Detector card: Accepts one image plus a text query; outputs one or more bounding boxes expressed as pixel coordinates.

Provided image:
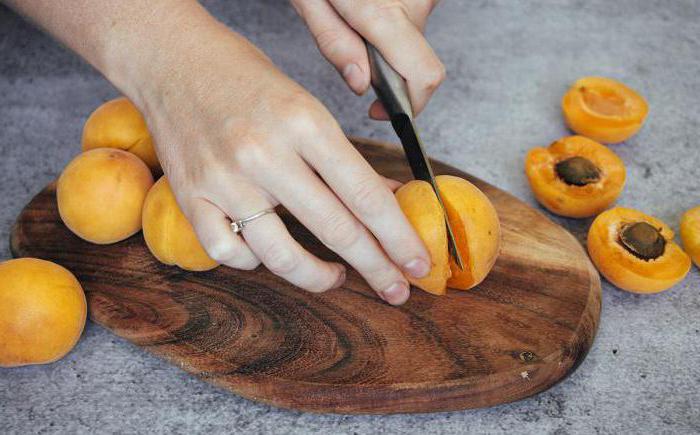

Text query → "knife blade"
[365,43,465,271]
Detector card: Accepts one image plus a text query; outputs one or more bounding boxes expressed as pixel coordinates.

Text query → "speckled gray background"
[1,1,699,434]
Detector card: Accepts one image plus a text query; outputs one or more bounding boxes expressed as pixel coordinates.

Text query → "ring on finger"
[230,208,276,233]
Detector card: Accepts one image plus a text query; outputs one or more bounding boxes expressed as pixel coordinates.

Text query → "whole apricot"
[0,258,86,367]
[680,206,700,267]
[142,177,218,272]
[587,207,690,293]
[82,97,161,173]
[525,135,626,218]
[57,148,155,244]
[562,77,648,144]
[395,175,501,295]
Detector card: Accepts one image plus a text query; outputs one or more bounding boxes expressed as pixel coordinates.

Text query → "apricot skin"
[395,175,500,295]
[587,207,690,294]
[525,136,626,218]
[0,258,86,367]
[680,206,700,268]
[57,148,155,244]
[562,77,648,144]
[142,177,218,272]
[82,97,161,173]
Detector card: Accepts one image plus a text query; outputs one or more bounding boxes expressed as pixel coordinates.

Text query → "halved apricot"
[587,207,690,293]
[562,77,648,143]
[680,206,700,268]
[525,135,626,218]
[395,175,501,295]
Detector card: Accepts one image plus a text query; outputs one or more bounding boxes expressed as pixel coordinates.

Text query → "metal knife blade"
[365,43,465,271]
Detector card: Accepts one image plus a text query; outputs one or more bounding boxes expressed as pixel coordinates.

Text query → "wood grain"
[10,137,601,414]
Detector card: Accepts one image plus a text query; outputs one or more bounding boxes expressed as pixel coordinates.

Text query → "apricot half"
[680,206,700,268]
[82,97,161,173]
[525,135,626,218]
[562,77,648,144]
[0,258,86,367]
[142,177,218,272]
[587,207,690,293]
[395,175,501,295]
[57,148,155,244]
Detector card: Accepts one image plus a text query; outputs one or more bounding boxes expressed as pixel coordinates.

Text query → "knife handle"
[366,43,414,119]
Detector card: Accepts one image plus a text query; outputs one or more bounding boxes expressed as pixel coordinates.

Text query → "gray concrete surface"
[1,1,699,433]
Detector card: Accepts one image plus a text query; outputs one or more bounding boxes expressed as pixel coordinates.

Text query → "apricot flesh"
[395,175,501,295]
[562,77,648,144]
[0,258,86,367]
[587,207,690,293]
[142,177,218,272]
[82,97,161,173]
[57,148,155,244]
[525,135,626,218]
[680,206,700,268]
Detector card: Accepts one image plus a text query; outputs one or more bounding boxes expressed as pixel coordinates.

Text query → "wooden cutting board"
[10,137,601,414]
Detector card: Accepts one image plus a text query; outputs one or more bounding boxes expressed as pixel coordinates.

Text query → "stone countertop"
[1,1,698,433]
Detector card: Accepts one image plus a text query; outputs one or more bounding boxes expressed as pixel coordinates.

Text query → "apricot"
[525,135,626,218]
[58,148,154,244]
[0,258,86,367]
[82,97,161,173]
[142,177,218,272]
[395,175,501,295]
[562,77,648,144]
[587,207,690,293]
[680,206,700,268]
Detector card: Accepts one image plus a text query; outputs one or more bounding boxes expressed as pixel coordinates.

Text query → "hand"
[291,0,445,119]
[133,16,431,305]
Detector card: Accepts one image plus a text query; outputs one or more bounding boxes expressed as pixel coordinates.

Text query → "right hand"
[131,15,431,305]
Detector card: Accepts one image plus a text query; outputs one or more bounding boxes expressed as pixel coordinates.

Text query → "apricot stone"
[82,97,161,173]
[395,175,501,295]
[57,148,154,244]
[0,258,86,367]
[142,177,218,272]
[587,207,690,293]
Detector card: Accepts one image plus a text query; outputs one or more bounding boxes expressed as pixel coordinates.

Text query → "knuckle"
[362,1,410,25]
[349,178,390,217]
[319,212,363,251]
[230,136,274,171]
[313,28,348,57]
[261,242,298,275]
[231,256,261,271]
[424,61,446,90]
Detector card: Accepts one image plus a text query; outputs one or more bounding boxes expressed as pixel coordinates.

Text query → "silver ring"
[230,208,275,233]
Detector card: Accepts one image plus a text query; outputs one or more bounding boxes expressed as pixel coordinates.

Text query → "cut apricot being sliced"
[525,135,626,218]
[395,175,501,295]
[587,207,690,293]
[562,77,649,144]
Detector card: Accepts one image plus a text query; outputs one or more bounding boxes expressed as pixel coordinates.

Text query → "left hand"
[291,0,444,119]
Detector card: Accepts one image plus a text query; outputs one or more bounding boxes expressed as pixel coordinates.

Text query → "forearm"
[2,1,259,107]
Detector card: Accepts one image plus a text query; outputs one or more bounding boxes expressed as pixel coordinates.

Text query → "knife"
[365,43,465,271]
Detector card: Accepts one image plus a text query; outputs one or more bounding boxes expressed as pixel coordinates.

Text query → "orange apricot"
[587,207,690,293]
[562,77,649,144]
[395,175,501,295]
[0,258,86,367]
[82,97,161,173]
[525,135,626,218]
[57,148,154,244]
[680,206,700,268]
[142,177,218,272]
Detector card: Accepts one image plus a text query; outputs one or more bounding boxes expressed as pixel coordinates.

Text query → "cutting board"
[10,137,601,414]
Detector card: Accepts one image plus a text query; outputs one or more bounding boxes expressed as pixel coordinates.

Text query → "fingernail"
[342,63,367,95]
[382,282,410,305]
[404,258,431,278]
[332,267,346,289]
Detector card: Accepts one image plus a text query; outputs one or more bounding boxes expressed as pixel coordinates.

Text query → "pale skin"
[5,0,445,305]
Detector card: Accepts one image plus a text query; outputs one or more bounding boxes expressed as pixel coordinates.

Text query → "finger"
[291,0,370,95]
[296,127,431,283]
[215,188,346,293]
[186,197,260,270]
[383,176,403,192]
[401,0,440,31]
[258,155,411,305]
[368,99,389,120]
[329,0,446,115]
